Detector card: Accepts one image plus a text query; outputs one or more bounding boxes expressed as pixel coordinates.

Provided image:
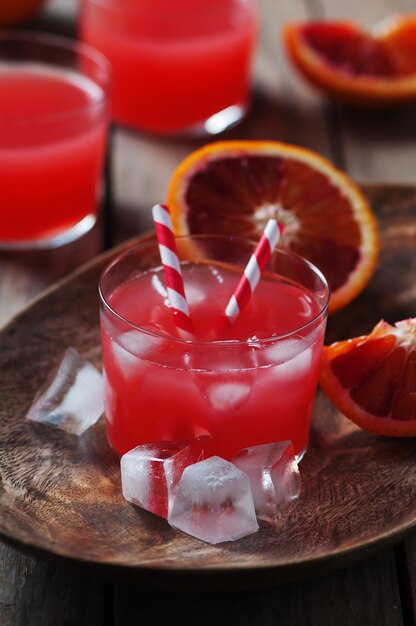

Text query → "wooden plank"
[0,544,106,626]
[313,0,416,24]
[397,538,416,626]
[313,0,416,181]
[0,222,102,328]
[408,536,416,623]
[113,551,403,626]
[251,0,333,154]
[0,546,33,626]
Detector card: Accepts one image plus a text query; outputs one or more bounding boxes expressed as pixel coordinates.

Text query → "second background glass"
[80,0,257,136]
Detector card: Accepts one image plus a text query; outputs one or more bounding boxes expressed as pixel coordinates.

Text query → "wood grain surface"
[0,185,414,592]
[113,551,404,626]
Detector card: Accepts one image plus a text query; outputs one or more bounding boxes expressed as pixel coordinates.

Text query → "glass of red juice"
[80,0,257,135]
[99,235,329,461]
[0,32,111,249]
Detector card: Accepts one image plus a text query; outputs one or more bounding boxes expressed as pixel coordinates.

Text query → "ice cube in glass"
[26,347,104,435]
[207,381,251,411]
[232,441,300,522]
[168,456,259,544]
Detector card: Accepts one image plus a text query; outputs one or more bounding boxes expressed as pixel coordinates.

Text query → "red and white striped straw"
[223,219,283,324]
[152,204,193,335]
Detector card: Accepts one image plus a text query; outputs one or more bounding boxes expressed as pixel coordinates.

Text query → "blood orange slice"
[283,16,416,106]
[320,318,416,436]
[167,140,379,314]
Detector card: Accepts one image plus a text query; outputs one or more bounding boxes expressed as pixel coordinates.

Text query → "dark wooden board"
[0,185,414,592]
[113,550,404,626]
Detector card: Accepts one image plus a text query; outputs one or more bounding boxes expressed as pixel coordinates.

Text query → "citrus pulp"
[283,16,416,106]
[320,318,416,436]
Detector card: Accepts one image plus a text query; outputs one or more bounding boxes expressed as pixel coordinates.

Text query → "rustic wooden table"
[1,0,416,624]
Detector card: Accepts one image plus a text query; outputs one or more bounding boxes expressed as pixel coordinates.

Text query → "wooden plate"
[0,184,415,591]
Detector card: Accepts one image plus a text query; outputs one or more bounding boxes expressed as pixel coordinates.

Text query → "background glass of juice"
[0,32,111,249]
[99,235,329,461]
[80,0,257,135]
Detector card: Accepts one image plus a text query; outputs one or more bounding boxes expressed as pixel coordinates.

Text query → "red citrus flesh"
[320,318,416,436]
[284,17,416,105]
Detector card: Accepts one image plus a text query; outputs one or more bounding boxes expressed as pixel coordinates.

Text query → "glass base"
[0,213,97,251]
[117,103,248,139]
[189,104,247,137]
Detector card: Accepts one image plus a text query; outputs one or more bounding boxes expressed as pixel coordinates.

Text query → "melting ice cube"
[26,347,104,435]
[261,338,313,383]
[183,282,205,304]
[120,439,205,519]
[110,330,159,380]
[168,456,259,544]
[264,338,302,363]
[110,336,140,377]
[207,382,251,412]
[276,348,312,380]
[233,441,300,523]
[118,329,160,360]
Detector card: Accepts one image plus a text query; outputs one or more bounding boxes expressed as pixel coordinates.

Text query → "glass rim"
[99,234,330,347]
[0,30,112,125]
[82,0,256,18]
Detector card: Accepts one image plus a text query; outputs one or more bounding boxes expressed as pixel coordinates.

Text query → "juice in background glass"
[100,236,329,460]
[0,33,110,248]
[80,0,257,135]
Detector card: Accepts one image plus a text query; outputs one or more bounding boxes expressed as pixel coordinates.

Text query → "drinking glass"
[99,235,329,460]
[0,32,111,249]
[80,0,257,135]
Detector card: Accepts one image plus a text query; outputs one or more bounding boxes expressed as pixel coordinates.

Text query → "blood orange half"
[284,16,416,106]
[320,318,416,436]
[167,140,379,314]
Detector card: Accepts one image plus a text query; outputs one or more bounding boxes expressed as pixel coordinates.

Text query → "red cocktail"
[0,33,110,248]
[80,0,257,135]
[100,236,329,460]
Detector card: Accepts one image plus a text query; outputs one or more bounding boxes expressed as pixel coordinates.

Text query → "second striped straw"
[219,219,283,331]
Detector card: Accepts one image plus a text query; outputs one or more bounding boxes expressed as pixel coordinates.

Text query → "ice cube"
[118,329,159,358]
[262,338,305,365]
[110,330,159,379]
[207,382,251,411]
[26,347,104,435]
[232,441,300,523]
[276,348,312,380]
[184,282,205,304]
[120,439,205,519]
[168,456,259,544]
[110,337,140,376]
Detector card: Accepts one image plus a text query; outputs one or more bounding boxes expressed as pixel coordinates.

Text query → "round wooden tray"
[0,184,415,591]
